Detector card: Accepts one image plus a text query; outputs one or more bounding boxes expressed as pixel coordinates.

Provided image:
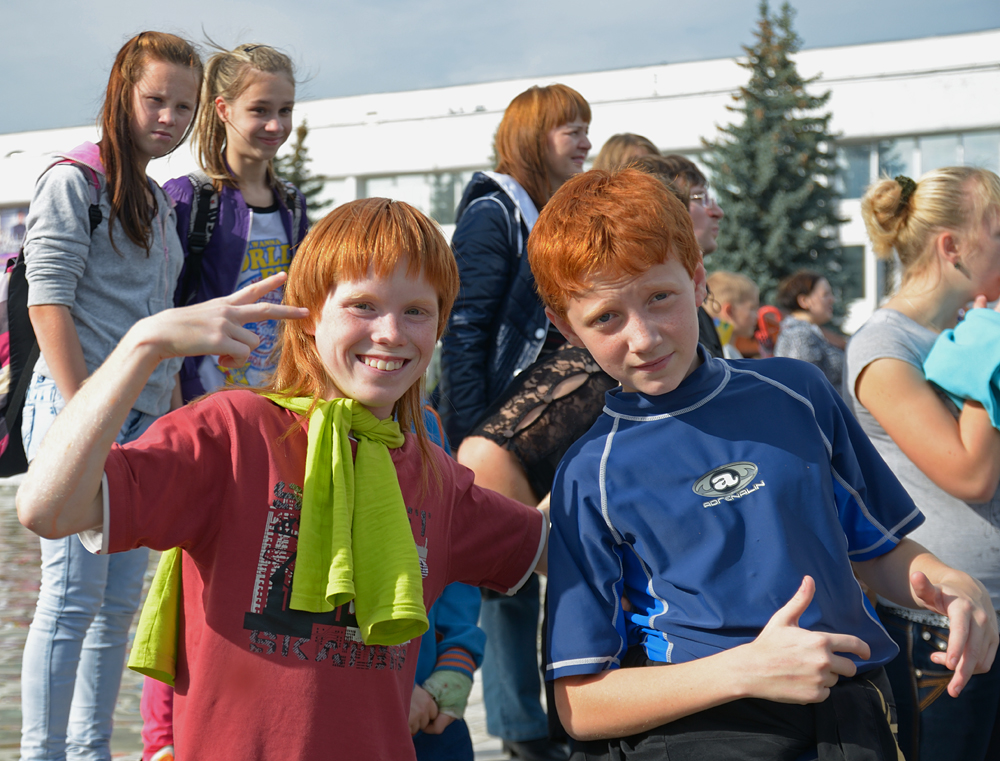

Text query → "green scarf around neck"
[269,395,427,645]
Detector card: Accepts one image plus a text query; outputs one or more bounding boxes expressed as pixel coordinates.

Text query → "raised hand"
[134,272,310,367]
[911,570,999,696]
[740,576,871,704]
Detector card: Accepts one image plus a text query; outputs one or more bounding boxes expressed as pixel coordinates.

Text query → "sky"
[4,0,1000,136]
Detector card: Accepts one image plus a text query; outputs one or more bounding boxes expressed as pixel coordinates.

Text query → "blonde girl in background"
[704,271,760,359]
[19,32,201,761]
[166,42,308,403]
[141,42,309,761]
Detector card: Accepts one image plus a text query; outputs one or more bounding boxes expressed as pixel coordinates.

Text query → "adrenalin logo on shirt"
[692,462,766,508]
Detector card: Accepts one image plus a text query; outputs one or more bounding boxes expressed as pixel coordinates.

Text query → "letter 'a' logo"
[692,462,759,498]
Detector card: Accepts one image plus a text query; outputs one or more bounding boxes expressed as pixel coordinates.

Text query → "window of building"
[920,134,961,173]
[878,138,916,179]
[963,131,1000,174]
[837,145,871,199]
[839,245,865,305]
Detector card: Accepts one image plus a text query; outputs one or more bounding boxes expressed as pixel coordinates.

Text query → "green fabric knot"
[266,395,428,646]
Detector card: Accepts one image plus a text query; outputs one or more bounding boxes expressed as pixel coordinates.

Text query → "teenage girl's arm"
[28,305,89,401]
[854,300,1000,502]
[555,576,869,740]
[853,537,998,698]
[16,273,308,540]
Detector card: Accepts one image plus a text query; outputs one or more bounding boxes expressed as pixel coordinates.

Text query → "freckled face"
[549,259,707,396]
[309,265,439,419]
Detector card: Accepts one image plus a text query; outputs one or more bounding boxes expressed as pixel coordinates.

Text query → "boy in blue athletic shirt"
[530,168,998,760]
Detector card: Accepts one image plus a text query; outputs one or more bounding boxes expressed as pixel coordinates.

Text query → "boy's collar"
[605,345,727,416]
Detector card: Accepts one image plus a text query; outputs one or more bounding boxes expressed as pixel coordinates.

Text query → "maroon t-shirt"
[104,390,544,760]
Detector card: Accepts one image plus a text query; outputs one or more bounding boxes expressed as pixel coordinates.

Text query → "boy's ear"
[545,307,586,349]
[719,302,735,322]
[302,317,316,336]
[693,262,708,308]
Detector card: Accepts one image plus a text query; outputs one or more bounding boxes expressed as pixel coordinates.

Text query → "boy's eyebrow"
[579,298,615,324]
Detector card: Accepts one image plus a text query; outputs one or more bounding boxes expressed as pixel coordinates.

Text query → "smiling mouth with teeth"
[363,357,405,371]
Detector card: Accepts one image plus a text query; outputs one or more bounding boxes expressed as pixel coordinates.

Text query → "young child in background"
[529,168,997,760]
[17,198,546,761]
[140,42,309,761]
[704,270,760,359]
[409,406,485,761]
[18,32,201,761]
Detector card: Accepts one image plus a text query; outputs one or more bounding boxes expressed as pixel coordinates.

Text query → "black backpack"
[0,158,102,476]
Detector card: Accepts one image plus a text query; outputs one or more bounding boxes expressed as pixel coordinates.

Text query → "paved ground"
[0,478,512,760]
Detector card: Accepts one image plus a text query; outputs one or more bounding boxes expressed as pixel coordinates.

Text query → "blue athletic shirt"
[545,348,924,681]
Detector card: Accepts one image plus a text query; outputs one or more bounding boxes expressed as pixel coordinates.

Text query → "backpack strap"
[180,171,219,306]
[47,160,102,234]
[51,142,105,234]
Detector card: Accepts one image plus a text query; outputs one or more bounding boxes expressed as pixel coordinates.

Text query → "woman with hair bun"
[846,168,1000,761]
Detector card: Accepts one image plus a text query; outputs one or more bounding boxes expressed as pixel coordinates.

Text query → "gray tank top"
[846,309,1000,609]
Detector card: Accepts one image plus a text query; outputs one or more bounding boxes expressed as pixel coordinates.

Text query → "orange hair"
[267,198,459,468]
[494,84,591,210]
[528,168,701,317]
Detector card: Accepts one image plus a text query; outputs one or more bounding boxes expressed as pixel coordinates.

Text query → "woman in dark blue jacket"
[437,84,591,448]
[436,83,591,761]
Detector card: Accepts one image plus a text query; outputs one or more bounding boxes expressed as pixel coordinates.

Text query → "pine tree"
[704,1,845,308]
[274,120,332,224]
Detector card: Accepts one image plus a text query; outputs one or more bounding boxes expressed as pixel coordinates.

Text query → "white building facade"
[1,28,998,330]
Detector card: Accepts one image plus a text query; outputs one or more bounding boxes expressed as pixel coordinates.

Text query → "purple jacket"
[164,177,309,401]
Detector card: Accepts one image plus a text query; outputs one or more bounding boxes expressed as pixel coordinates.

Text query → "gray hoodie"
[24,163,184,416]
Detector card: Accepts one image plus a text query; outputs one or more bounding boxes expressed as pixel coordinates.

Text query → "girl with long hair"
[19,31,201,760]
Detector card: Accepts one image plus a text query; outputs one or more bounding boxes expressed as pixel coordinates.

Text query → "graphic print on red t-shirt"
[241,479,409,671]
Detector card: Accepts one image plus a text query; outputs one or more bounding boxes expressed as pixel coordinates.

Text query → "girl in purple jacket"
[164,43,310,404]
[143,43,308,761]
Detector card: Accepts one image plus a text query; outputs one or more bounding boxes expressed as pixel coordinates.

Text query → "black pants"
[570,652,900,761]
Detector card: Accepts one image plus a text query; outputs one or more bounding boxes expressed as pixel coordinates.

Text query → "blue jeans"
[20,374,157,761]
[480,573,549,741]
[879,605,1000,761]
